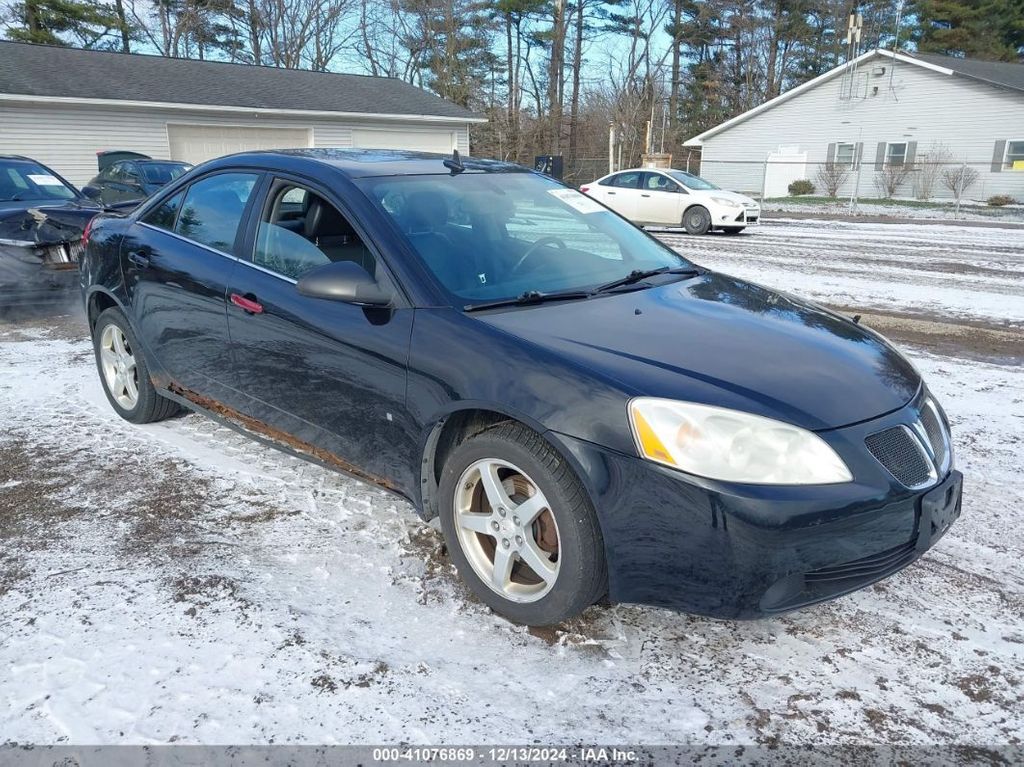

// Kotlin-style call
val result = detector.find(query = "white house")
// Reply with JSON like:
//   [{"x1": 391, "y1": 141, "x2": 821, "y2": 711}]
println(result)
[
  {"x1": 684, "y1": 49, "x2": 1024, "y2": 201},
  {"x1": 0, "y1": 42, "x2": 484, "y2": 186}
]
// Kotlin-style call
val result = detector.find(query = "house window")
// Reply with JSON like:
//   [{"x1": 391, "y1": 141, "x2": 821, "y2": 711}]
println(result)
[
  {"x1": 886, "y1": 142, "x2": 908, "y2": 166},
  {"x1": 1006, "y1": 140, "x2": 1024, "y2": 170},
  {"x1": 835, "y1": 142, "x2": 856, "y2": 168}
]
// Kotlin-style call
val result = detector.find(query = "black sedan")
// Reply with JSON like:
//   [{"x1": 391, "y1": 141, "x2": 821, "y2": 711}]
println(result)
[
  {"x1": 0, "y1": 155, "x2": 100, "y2": 307},
  {"x1": 84, "y1": 158, "x2": 192, "y2": 206},
  {"x1": 79, "y1": 149, "x2": 962, "y2": 626}
]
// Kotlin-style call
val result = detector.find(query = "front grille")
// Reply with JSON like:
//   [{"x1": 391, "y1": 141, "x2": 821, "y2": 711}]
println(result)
[
  {"x1": 865, "y1": 426, "x2": 932, "y2": 488},
  {"x1": 919, "y1": 402, "x2": 949, "y2": 471}
]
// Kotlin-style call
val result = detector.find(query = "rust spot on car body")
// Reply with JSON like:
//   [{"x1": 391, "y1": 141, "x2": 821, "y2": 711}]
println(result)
[{"x1": 167, "y1": 383, "x2": 400, "y2": 493}]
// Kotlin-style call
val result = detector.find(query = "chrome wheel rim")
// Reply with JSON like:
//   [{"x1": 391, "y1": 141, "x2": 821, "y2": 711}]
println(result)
[
  {"x1": 454, "y1": 458, "x2": 561, "y2": 603},
  {"x1": 99, "y1": 323, "x2": 139, "y2": 410}
]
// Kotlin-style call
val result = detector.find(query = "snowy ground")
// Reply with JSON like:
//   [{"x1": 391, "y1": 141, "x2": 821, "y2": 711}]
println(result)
[{"x1": 1, "y1": 219, "x2": 1022, "y2": 749}]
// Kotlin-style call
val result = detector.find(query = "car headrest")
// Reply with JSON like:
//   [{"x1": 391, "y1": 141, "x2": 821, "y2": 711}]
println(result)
[
  {"x1": 304, "y1": 195, "x2": 355, "y2": 239},
  {"x1": 404, "y1": 190, "x2": 448, "y2": 234}
]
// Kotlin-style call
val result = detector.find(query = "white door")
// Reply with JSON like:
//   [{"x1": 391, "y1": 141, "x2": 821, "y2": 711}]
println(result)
[
  {"x1": 638, "y1": 172, "x2": 685, "y2": 224},
  {"x1": 167, "y1": 124, "x2": 311, "y2": 165},
  {"x1": 351, "y1": 128, "x2": 456, "y2": 153}
]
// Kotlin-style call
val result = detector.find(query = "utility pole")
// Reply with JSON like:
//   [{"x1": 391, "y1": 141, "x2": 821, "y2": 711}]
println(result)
[{"x1": 608, "y1": 122, "x2": 615, "y2": 174}]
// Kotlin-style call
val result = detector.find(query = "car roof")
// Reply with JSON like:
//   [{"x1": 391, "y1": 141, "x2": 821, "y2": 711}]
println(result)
[{"x1": 199, "y1": 148, "x2": 529, "y2": 179}]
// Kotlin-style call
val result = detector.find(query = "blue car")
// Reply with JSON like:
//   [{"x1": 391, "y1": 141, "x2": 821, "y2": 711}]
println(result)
[{"x1": 79, "y1": 149, "x2": 962, "y2": 626}]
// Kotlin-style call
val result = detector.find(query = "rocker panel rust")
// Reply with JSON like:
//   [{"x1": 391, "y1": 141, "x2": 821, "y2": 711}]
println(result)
[{"x1": 165, "y1": 382, "x2": 402, "y2": 495}]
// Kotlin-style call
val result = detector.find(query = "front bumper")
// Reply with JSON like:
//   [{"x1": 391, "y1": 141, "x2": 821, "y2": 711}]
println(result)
[{"x1": 547, "y1": 396, "x2": 962, "y2": 619}]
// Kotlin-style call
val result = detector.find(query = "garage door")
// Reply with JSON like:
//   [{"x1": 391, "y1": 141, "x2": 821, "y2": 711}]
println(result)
[
  {"x1": 352, "y1": 129, "x2": 456, "y2": 153},
  {"x1": 167, "y1": 124, "x2": 311, "y2": 164}
]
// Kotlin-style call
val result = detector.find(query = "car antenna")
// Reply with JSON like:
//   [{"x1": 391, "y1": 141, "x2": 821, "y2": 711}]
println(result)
[{"x1": 443, "y1": 149, "x2": 465, "y2": 175}]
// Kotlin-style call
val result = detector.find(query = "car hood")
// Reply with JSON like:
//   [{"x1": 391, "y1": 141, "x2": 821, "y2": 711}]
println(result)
[
  {"x1": 0, "y1": 199, "x2": 98, "y2": 246},
  {"x1": 476, "y1": 272, "x2": 919, "y2": 431}
]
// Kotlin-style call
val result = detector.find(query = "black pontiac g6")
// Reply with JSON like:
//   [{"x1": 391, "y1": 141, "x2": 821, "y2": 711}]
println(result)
[{"x1": 79, "y1": 149, "x2": 963, "y2": 626}]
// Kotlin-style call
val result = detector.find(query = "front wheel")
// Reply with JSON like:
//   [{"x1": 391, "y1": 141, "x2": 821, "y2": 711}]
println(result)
[
  {"x1": 683, "y1": 206, "x2": 712, "y2": 235},
  {"x1": 438, "y1": 422, "x2": 607, "y2": 626}
]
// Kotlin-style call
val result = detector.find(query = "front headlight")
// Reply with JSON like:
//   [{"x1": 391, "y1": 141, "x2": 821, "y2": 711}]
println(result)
[
  {"x1": 710, "y1": 196, "x2": 742, "y2": 208},
  {"x1": 628, "y1": 398, "x2": 853, "y2": 485}
]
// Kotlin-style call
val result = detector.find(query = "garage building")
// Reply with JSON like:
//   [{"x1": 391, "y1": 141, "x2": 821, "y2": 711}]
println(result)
[{"x1": 0, "y1": 42, "x2": 483, "y2": 186}]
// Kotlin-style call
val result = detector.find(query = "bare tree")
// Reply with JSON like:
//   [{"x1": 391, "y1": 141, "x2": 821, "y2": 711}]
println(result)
[
  {"x1": 815, "y1": 162, "x2": 849, "y2": 198},
  {"x1": 941, "y1": 164, "x2": 980, "y2": 215},
  {"x1": 873, "y1": 163, "x2": 910, "y2": 198},
  {"x1": 913, "y1": 142, "x2": 952, "y2": 200}
]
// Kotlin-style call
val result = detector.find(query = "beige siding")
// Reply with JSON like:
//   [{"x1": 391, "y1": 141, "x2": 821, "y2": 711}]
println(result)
[
  {"x1": 697, "y1": 58, "x2": 1024, "y2": 200},
  {"x1": 0, "y1": 100, "x2": 472, "y2": 185}
]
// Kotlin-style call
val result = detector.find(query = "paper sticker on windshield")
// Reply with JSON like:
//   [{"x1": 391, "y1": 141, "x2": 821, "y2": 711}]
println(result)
[
  {"x1": 548, "y1": 187, "x2": 604, "y2": 214},
  {"x1": 28, "y1": 174, "x2": 63, "y2": 186}
]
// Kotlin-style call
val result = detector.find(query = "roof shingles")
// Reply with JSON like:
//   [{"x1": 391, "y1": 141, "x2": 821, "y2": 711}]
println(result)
[{"x1": 0, "y1": 41, "x2": 477, "y2": 119}]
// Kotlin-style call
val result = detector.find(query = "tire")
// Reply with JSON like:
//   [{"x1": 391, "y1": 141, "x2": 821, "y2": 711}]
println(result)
[
  {"x1": 682, "y1": 205, "x2": 712, "y2": 235},
  {"x1": 723, "y1": 227, "x2": 745, "y2": 235},
  {"x1": 438, "y1": 421, "x2": 607, "y2": 626},
  {"x1": 92, "y1": 307, "x2": 180, "y2": 424}
]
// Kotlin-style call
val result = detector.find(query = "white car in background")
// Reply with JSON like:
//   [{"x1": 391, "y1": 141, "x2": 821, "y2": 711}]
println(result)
[{"x1": 581, "y1": 168, "x2": 760, "y2": 235}]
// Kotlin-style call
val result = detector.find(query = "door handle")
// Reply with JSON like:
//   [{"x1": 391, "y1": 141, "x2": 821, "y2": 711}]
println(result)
[
  {"x1": 607, "y1": 191, "x2": 617, "y2": 195},
  {"x1": 127, "y1": 250, "x2": 150, "y2": 268},
  {"x1": 641, "y1": 193, "x2": 651, "y2": 197},
  {"x1": 230, "y1": 292, "x2": 264, "y2": 315}
]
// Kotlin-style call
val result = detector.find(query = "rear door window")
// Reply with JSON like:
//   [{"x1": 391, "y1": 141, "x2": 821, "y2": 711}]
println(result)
[
  {"x1": 174, "y1": 173, "x2": 258, "y2": 254},
  {"x1": 610, "y1": 172, "x2": 642, "y2": 189}
]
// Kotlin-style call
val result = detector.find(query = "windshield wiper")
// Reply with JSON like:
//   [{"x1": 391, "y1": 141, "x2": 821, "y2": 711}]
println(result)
[
  {"x1": 463, "y1": 289, "x2": 592, "y2": 312},
  {"x1": 593, "y1": 265, "x2": 701, "y2": 293}
]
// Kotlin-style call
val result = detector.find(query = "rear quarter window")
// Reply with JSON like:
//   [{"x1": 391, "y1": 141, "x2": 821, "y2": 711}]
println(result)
[
  {"x1": 142, "y1": 191, "x2": 185, "y2": 231},
  {"x1": 174, "y1": 173, "x2": 258, "y2": 254}
]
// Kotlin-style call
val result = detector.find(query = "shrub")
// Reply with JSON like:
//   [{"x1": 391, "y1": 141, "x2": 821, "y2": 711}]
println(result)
[
  {"x1": 873, "y1": 164, "x2": 911, "y2": 198},
  {"x1": 987, "y1": 194, "x2": 1018, "y2": 207},
  {"x1": 815, "y1": 162, "x2": 850, "y2": 198},
  {"x1": 788, "y1": 179, "x2": 815, "y2": 196}
]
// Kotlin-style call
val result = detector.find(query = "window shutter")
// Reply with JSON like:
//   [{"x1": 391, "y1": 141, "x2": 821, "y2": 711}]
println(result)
[
  {"x1": 905, "y1": 141, "x2": 917, "y2": 170},
  {"x1": 875, "y1": 142, "x2": 887, "y2": 170},
  {"x1": 826, "y1": 143, "x2": 836, "y2": 165},
  {"x1": 992, "y1": 140, "x2": 1007, "y2": 172},
  {"x1": 855, "y1": 142, "x2": 864, "y2": 168}
]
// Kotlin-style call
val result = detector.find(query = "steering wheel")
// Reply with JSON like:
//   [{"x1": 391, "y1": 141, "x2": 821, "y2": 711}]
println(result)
[{"x1": 512, "y1": 236, "x2": 568, "y2": 274}]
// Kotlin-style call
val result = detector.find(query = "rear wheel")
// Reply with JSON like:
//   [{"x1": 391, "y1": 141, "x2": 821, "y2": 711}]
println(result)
[
  {"x1": 92, "y1": 307, "x2": 180, "y2": 424},
  {"x1": 438, "y1": 422, "x2": 607, "y2": 626},
  {"x1": 683, "y1": 206, "x2": 712, "y2": 235}
]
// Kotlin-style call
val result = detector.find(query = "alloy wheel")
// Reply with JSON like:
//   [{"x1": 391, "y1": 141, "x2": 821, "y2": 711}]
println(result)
[
  {"x1": 453, "y1": 458, "x2": 561, "y2": 603},
  {"x1": 99, "y1": 323, "x2": 139, "y2": 410}
]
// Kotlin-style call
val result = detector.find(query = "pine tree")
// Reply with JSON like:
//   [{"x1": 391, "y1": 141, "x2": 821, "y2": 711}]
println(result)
[
  {"x1": 5, "y1": 0, "x2": 125, "y2": 48},
  {"x1": 910, "y1": 0, "x2": 1024, "y2": 60}
]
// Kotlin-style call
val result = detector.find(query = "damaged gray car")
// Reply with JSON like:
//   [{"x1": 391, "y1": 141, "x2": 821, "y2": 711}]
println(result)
[{"x1": 0, "y1": 155, "x2": 100, "y2": 307}]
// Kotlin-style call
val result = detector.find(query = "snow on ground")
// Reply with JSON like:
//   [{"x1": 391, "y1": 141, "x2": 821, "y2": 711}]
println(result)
[
  {"x1": 761, "y1": 199, "x2": 1024, "y2": 224},
  {"x1": 1, "y1": 219, "x2": 1022, "y2": 748},
  {"x1": 658, "y1": 219, "x2": 1024, "y2": 327}
]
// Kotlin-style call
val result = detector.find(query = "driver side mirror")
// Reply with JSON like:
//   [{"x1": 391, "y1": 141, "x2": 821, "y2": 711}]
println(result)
[
  {"x1": 82, "y1": 185, "x2": 101, "y2": 201},
  {"x1": 297, "y1": 260, "x2": 392, "y2": 307}
]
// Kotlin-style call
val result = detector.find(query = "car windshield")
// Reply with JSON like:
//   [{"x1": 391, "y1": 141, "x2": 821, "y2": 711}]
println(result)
[
  {"x1": 141, "y1": 162, "x2": 191, "y2": 185},
  {"x1": 357, "y1": 171, "x2": 693, "y2": 304},
  {"x1": 666, "y1": 170, "x2": 719, "y2": 191},
  {"x1": 0, "y1": 160, "x2": 77, "y2": 202}
]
